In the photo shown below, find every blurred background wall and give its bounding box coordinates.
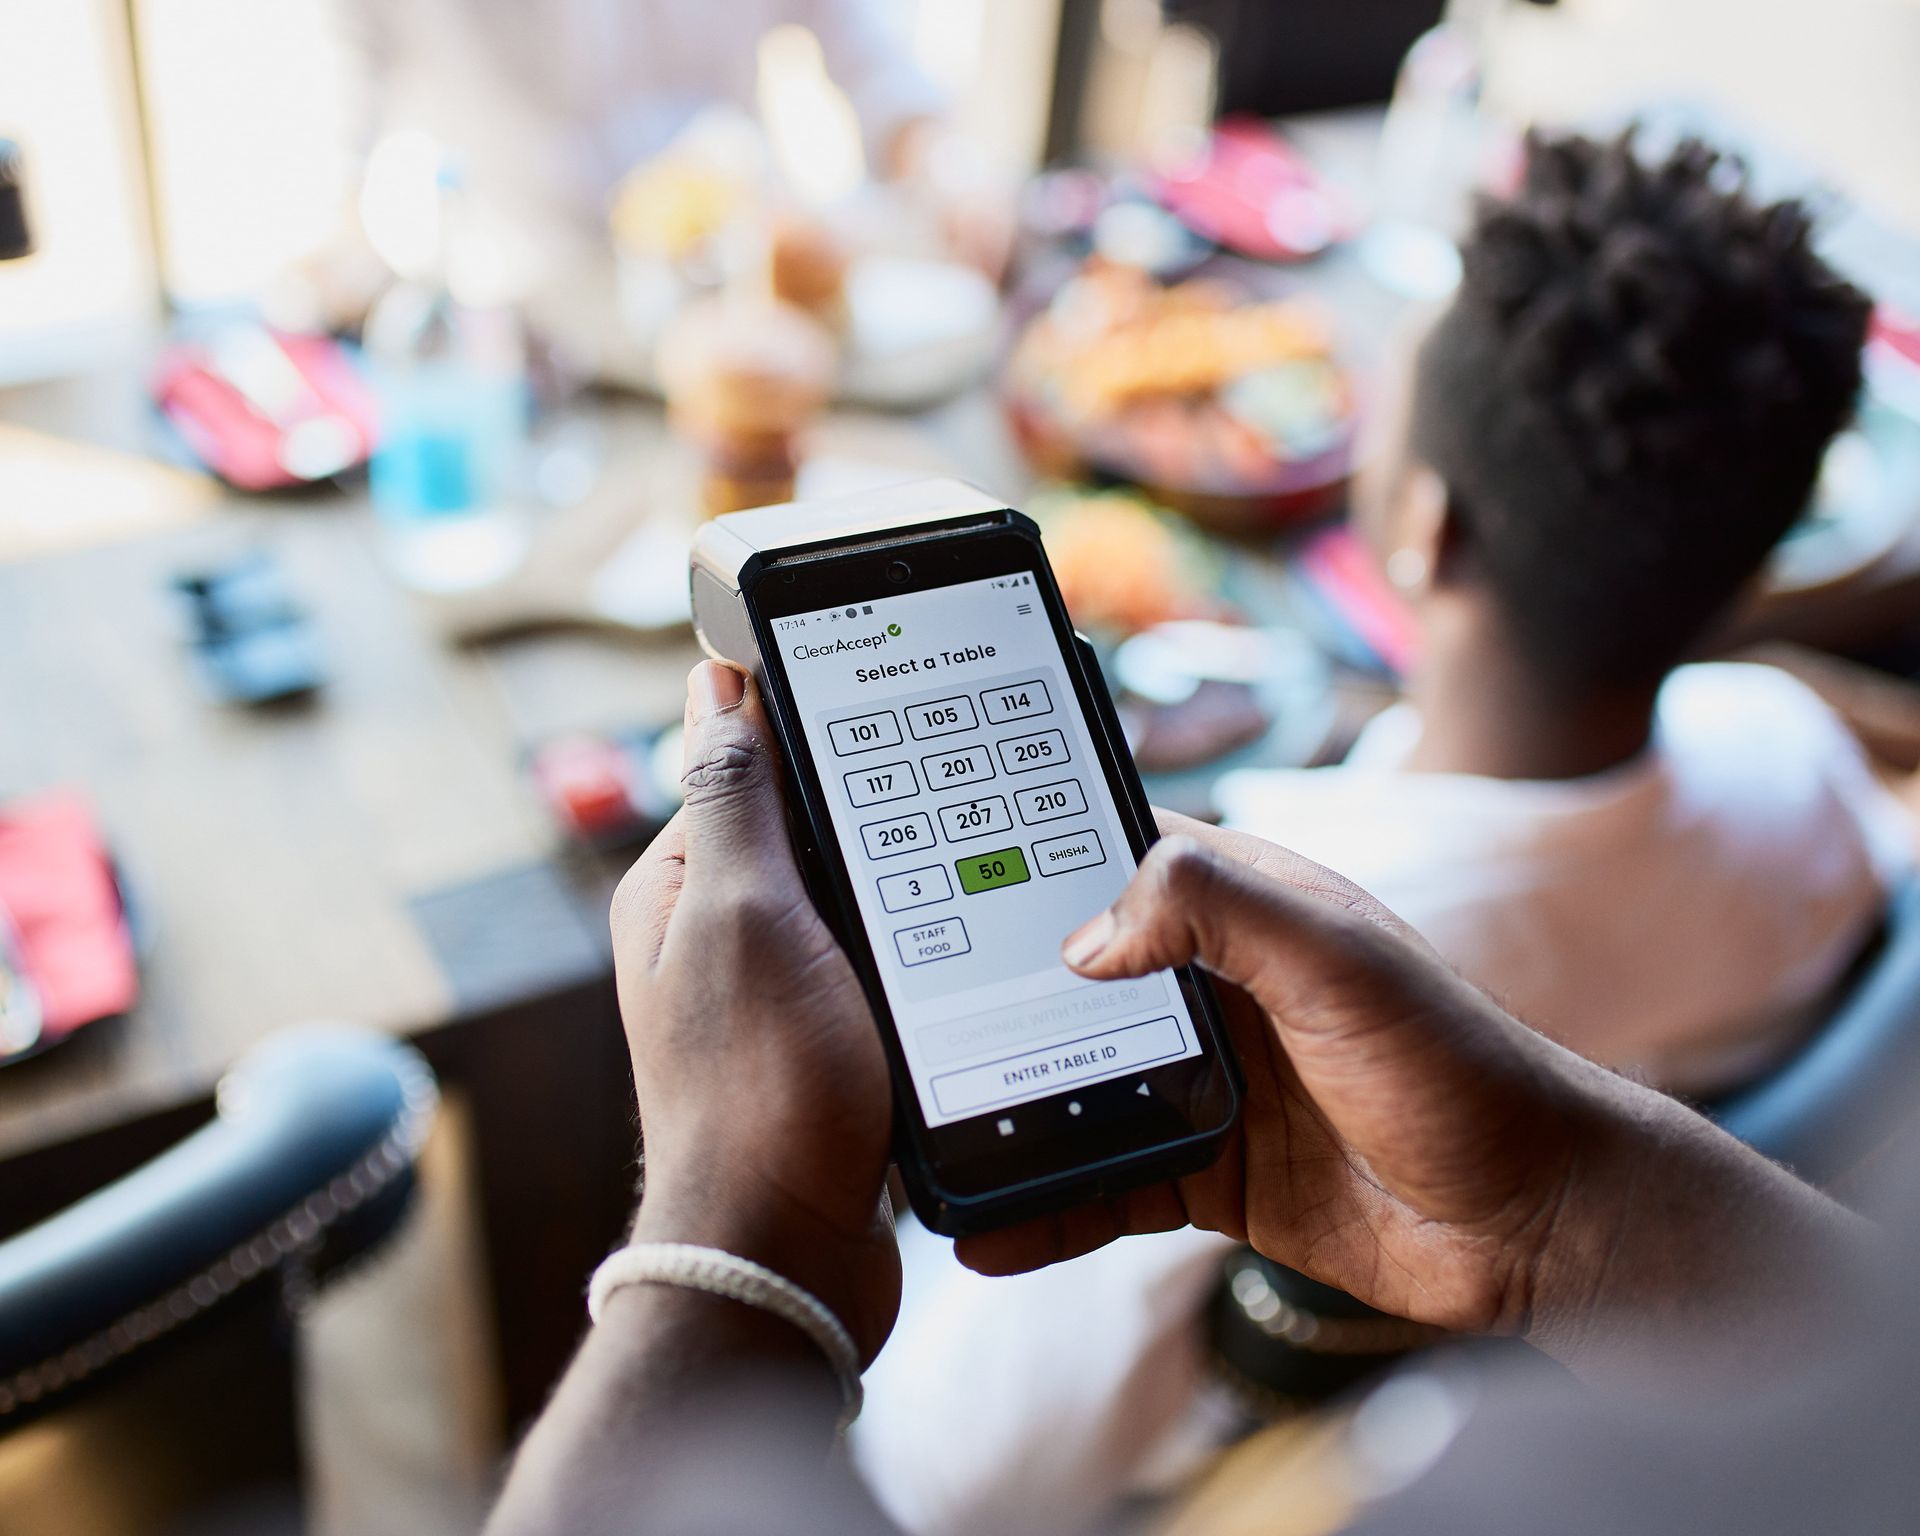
[1487,0,1920,235]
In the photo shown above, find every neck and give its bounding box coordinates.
[1401,614,1662,782]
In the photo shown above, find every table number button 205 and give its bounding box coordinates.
[995,729,1070,776]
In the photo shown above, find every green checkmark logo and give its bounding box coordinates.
[886,623,902,636]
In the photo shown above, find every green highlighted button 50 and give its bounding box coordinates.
[957,845,1030,894]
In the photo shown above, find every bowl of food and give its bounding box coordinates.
[1004,261,1358,536]
[1026,484,1229,636]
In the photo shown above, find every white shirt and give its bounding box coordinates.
[852,662,1914,1536]
[1218,661,1913,1092]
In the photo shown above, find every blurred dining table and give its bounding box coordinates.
[3,105,1919,1439]
[0,354,1028,1429]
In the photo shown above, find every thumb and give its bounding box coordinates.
[678,662,801,886]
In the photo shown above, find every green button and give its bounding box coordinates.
[956,845,1031,894]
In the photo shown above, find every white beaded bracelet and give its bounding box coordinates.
[587,1242,864,1426]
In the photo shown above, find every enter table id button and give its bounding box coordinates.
[930,1014,1186,1116]
[1032,828,1107,876]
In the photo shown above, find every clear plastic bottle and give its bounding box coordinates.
[1360,0,1504,301]
[364,161,531,592]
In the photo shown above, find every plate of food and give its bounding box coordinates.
[1026,483,1230,636]
[1004,260,1359,536]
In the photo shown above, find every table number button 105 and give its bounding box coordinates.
[905,694,980,741]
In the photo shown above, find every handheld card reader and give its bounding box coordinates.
[690,478,1240,1236]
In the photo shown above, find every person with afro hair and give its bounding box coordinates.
[852,129,1915,1536]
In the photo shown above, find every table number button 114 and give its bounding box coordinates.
[980,678,1053,724]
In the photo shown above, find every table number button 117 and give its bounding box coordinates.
[844,759,918,807]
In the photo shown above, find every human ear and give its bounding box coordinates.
[1384,465,1448,596]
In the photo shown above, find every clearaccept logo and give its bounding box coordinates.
[792,630,892,660]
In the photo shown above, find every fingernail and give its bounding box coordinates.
[1062,909,1116,968]
[688,662,745,722]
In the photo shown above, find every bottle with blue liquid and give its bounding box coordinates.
[364,159,531,592]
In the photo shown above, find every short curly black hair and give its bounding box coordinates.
[1412,128,1872,690]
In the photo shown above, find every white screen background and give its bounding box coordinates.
[777,574,1201,1128]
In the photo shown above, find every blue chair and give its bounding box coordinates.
[1209,880,1920,1410]
[1709,878,1920,1186]
[0,1027,437,1533]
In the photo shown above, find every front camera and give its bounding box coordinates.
[886,560,911,584]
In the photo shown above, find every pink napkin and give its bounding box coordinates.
[0,789,138,1038]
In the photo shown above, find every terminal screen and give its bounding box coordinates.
[774,572,1203,1129]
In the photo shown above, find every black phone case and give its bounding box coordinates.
[741,521,1242,1237]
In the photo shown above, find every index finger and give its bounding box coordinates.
[1153,807,1427,949]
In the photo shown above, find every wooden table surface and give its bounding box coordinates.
[0,383,1024,1165]
[0,371,1025,1421]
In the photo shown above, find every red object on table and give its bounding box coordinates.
[1152,117,1356,263]
[532,735,641,840]
[152,327,378,492]
[1869,306,1920,377]
[1296,526,1420,676]
[0,789,138,1039]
